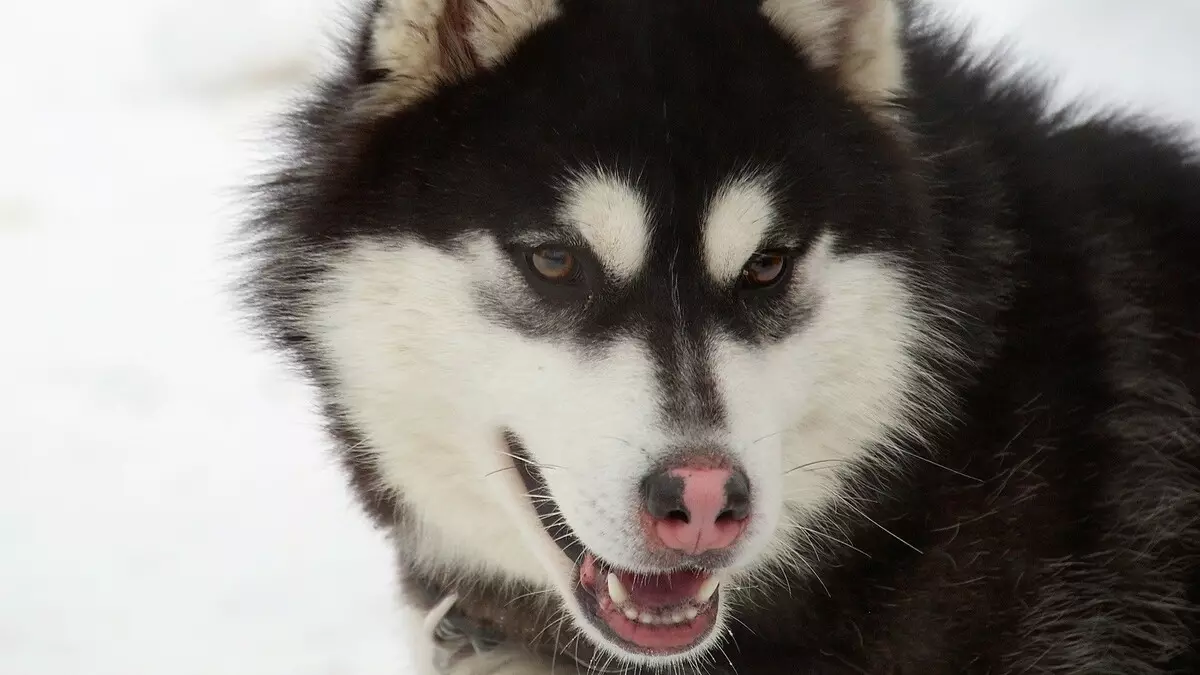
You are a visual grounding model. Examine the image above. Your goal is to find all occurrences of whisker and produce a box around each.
[496,449,564,472]
[784,458,851,474]
[504,588,557,606]
[749,428,790,446]
[889,446,983,483]
[600,435,634,448]
[848,504,923,554]
[789,523,870,558]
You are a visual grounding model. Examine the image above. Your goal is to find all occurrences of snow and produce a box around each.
[1,1,1196,673]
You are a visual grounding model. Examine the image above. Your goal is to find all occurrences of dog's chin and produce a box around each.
[505,433,728,662]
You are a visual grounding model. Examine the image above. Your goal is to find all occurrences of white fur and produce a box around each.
[760,0,906,105]
[557,170,653,282]
[710,235,954,573]
[306,223,952,671]
[702,175,781,282]
[307,232,740,666]
[302,170,954,670]
[296,1,929,672]
[363,0,559,113]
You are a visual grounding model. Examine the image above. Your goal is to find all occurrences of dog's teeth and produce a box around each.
[685,607,699,621]
[671,610,687,624]
[696,576,720,603]
[640,612,657,624]
[606,573,629,606]
[623,607,638,621]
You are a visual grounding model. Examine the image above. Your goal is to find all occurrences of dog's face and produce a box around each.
[253,0,958,667]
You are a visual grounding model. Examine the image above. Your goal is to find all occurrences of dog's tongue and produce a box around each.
[617,568,707,607]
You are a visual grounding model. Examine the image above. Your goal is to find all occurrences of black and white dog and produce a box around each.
[241,0,1200,672]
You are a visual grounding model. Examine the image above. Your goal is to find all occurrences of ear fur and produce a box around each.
[760,0,906,107]
[357,0,559,114]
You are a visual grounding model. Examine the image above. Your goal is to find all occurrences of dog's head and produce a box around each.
[247,0,971,667]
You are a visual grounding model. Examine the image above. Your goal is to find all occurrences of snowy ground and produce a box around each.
[1,1,1197,673]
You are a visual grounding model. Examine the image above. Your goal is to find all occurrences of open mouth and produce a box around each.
[576,552,720,654]
[505,432,722,656]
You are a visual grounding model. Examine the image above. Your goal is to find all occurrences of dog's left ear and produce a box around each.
[761,0,905,107]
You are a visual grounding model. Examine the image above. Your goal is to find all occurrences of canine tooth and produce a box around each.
[672,610,688,624]
[685,607,699,621]
[606,573,629,606]
[640,612,656,624]
[696,576,720,603]
[623,607,638,621]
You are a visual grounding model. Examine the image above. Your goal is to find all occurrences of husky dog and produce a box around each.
[241,0,1200,672]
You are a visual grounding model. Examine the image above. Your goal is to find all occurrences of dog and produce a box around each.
[240,0,1200,672]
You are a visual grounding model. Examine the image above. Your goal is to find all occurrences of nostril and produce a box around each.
[643,469,688,522]
[716,508,740,523]
[666,508,690,524]
[717,500,749,523]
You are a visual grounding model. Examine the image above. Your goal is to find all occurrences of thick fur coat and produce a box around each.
[242,0,1200,672]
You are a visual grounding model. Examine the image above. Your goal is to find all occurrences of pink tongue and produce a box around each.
[617,569,706,607]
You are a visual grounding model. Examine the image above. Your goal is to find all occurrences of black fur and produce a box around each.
[241,0,1200,672]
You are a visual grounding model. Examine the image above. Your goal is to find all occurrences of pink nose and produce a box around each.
[642,465,751,554]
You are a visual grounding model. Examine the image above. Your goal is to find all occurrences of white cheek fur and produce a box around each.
[303,228,951,668]
[304,235,668,585]
[711,234,955,577]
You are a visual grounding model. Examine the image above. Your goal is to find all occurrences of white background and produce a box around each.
[1,1,1197,673]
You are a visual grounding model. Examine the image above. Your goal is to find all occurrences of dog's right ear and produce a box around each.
[352,0,560,115]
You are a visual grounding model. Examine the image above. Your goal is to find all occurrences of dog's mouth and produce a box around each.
[575,552,721,654]
[505,433,722,656]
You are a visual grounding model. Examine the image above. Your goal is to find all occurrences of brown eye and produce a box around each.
[740,252,788,288]
[529,247,578,283]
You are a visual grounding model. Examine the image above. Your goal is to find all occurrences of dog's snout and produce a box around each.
[642,464,750,555]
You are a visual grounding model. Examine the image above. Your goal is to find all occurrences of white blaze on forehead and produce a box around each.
[702,175,779,282]
[558,171,652,281]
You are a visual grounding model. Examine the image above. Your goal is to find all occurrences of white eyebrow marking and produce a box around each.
[703,175,778,282]
[557,170,653,281]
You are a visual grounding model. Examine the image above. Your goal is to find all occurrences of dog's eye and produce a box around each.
[740,251,789,289]
[527,246,579,283]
